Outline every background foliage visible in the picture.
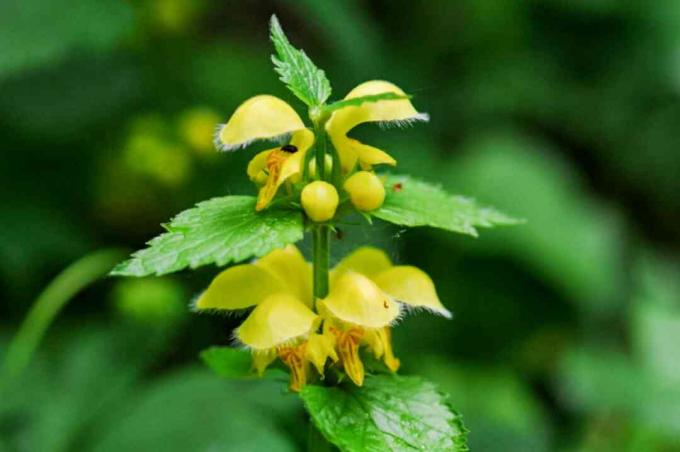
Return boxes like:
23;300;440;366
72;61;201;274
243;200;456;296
1;1;679;451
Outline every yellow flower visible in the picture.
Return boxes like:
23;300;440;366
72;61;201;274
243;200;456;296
194;245;447;390
214;82;426;209
319;246;450;385
194;245;336;391
214;95;315;210
325;80;429;173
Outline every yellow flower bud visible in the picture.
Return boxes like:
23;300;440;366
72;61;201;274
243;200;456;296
343;171;385;211
301;181;339;222
307;154;333;179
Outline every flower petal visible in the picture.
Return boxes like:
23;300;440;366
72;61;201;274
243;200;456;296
194;264;285;311
247;148;274;182
372;266;451;318
255;245;312;307
216;95;305;151
326;80;428;137
332;247;393;286
254;129;315;210
305;332;338;375
237;293;319;350
334;136;396;173
330;327;365;386
320;272;400;328
252;349;277;376
363;328;400;372
278;129;314;184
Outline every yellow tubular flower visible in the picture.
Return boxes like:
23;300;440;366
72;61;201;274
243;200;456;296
325;81;429;173
248;129;315;211
321;247;449;382
332;247;451;318
216;95;315;210
195;246;324;391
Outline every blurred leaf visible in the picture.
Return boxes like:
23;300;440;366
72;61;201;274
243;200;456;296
322;92;410;114
111;196;303;276
445;133;625;312
558;346;643;414
0;325;169;452
300;375;468;451
112;277;186;326
633;292;680;388
200;347;255;379
91;368;296;452
288;0;383;76
0;55;142;140
373;175;521;237
3;249;126;382
0;204;88;298
0;0;133;80
416;359;552;452
269;15;331;106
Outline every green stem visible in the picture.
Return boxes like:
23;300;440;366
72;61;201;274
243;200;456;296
1;248;126;385
312;224;330;299
310;111;332;302
314;121;327;181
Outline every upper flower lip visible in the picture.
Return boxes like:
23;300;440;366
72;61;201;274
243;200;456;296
214;95;307;152
325;80;429;173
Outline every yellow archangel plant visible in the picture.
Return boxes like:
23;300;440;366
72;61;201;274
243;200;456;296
111;15;518;451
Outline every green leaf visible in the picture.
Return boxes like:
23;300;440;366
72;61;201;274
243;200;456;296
200;347;255;379
269;15;331;106
300;375;468;452
322;92;410;114
111;196;303;277
372;175;521;237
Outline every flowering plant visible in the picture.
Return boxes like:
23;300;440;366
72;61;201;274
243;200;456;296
112;16;519;451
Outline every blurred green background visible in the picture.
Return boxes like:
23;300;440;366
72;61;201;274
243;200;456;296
1;1;679;451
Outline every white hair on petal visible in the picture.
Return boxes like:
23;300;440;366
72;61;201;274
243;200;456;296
212;123;292;152
189;292;255;317
398;302;453;319
376;112;430;130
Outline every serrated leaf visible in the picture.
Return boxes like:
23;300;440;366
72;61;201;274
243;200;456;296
322;92;410;115
300;375;468;452
269;15;331;106
373;175;521;237
200;347;254;379
111;196;303;277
